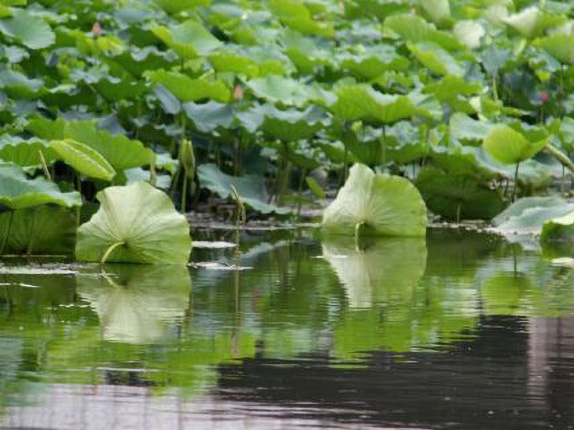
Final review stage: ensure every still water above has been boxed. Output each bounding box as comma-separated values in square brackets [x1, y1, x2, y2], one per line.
[0, 229, 574, 429]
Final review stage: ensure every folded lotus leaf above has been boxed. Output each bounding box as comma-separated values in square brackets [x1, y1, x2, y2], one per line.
[76, 181, 192, 264]
[322, 164, 427, 237]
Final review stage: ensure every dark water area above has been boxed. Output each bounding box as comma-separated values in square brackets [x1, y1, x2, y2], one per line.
[1, 229, 574, 429]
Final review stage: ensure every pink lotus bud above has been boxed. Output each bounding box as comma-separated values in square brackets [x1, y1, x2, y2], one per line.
[540, 91, 549, 103]
[92, 21, 103, 37]
[233, 85, 244, 101]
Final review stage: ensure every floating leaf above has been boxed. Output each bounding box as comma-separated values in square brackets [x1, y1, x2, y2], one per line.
[0, 163, 81, 209]
[322, 164, 427, 237]
[269, 0, 333, 37]
[384, 14, 462, 51]
[483, 126, 548, 164]
[492, 196, 574, 237]
[540, 211, 574, 252]
[197, 163, 290, 214]
[50, 139, 116, 181]
[0, 9, 54, 49]
[76, 182, 192, 264]
[153, 0, 210, 14]
[408, 42, 464, 77]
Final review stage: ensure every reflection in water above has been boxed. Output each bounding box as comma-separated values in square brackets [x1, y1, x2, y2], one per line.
[1, 231, 574, 429]
[322, 236, 427, 308]
[77, 265, 192, 344]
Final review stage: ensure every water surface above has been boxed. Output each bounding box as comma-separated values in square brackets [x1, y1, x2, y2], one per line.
[1, 229, 574, 429]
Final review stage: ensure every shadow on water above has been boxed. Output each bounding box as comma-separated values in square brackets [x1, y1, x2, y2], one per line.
[0, 229, 574, 428]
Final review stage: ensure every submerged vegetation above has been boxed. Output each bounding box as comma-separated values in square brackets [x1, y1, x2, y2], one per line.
[2, 0, 574, 260]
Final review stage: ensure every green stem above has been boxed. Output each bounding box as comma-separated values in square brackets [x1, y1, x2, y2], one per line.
[296, 168, 307, 220]
[381, 124, 387, 172]
[456, 202, 461, 225]
[181, 168, 188, 213]
[512, 161, 520, 202]
[26, 208, 37, 256]
[38, 150, 51, 181]
[546, 143, 574, 175]
[149, 154, 157, 187]
[0, 211, 14, 256]
[101, 241, 125, 264]
[354, 222, 363, 251]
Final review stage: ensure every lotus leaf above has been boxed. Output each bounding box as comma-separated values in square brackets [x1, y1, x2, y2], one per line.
[146, 70, 230, 103]
[415, 167, 504, 221]
[154, 0, 210, 15]
[322, 164, 427, 237]
[0, 163, 81, 209]
[483, 126, 548, 165]
[540, 211, 574, 248]
[383, 14, 462, 51]
[453, 20, 484, 50]
[0, 206, 76, 255]
[418, 0, 450, 25]
[0, 9, 54, 49]
[197, 163, 290, 214]
[75, 182, 192, 264]
[408, 43, 464, 77]
[269, 0, 333, 37]
[151, 20, 222, 59]
[0, 136, 57, 168]
[77, 265, 192, 343]
[536, 34, 574, 64]
[50, 139, 116, 181]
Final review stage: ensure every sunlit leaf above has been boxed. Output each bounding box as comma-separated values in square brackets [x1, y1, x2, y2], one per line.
[50, 139, 116, 181]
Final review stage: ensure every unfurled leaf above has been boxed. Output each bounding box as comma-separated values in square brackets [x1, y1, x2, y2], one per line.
[151, 20, 222, 59]
[0, 163, 81, 209]
[536, 34, 574, 64]
[76, 182, 192, 264]
[197, 163, 290, 214]
[146, 70, 230, 103]
[0, 9, 54, 49]
[0, 136, 57, 168]
[408, 42, 464, 77]
[269, 0, 333, 37]
[322, 164, 427, 237]
[418, 0, 450, 25]
[51, 139, 116, 181]
[483, 126, 548, 164]
[0, 206, 76, 255]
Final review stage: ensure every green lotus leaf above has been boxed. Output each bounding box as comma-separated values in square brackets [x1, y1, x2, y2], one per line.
[418, 0, 450, 25]
[535, 34, 574, 64]
[269, 0, 333, 37]
[453, 20, 485, 50]
[151, 20, 222, 59]
[0, 163, 82, 209]
[0, 9, 54, 49]
[0, 206, 76, 255]
[322, 163, 427, 237]
[483, 126, 548, 165]
[503, 6, 564, 39]
[197, 163, 290, 215]
[0, 68, 44, 99]
[94, 77, 149, 102]
[492, 196, 574, 237]
[281, 29, 332, 73]
[0, 136, 57, 168]
[26, 117, 66, 140]
[415, 167, 504, 221]
[146, 70, 230, 103]
[425, 77, 482, 103]
[183, 102, 234, 133]
[449, 113, 493, 142]
[244, 75, 310, 107]
[77, 265, 192, 343]
[408, 42, 464, 77]
[209, 51, 261, 77]
[261, 105, 326, 142]
[383, 14, 463, 51]
[323, 236, 427, 308]
[103, 47, 176, 78]
[328, 85, 418, 123]
[50, 139, 116, 181]
[64, 121, 154, 171]
[539, 211, 574, 251]
[153, 0, 210, 14]
[76, 182, 192, 264]
[338, 45, 409, 80]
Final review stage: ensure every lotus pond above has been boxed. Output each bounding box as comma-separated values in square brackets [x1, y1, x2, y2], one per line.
[0, 228, 571, 429]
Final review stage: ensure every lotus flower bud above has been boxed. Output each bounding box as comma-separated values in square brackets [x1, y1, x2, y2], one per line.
[179, 139, 195, 178]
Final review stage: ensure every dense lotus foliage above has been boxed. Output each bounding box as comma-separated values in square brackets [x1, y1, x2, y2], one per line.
[3, 0, 574, 256]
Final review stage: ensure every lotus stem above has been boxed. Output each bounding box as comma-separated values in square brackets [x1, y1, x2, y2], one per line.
[230, 185, 246, 249]
[354, 222, 363, 251]
[101, 241, 125, 264]
[149, 154, 157, 187]
[0, 211, 14, 256]
[181, 168, 188, 213]
[545, 143, 574, 175]
[38, 150, 51, 181]
[456, 202, 461, 224]
[512, 162, 520, 202]
[26, 208, 37, 256]
[381, 124, 387, 173]
[296, 168, 307, 220]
